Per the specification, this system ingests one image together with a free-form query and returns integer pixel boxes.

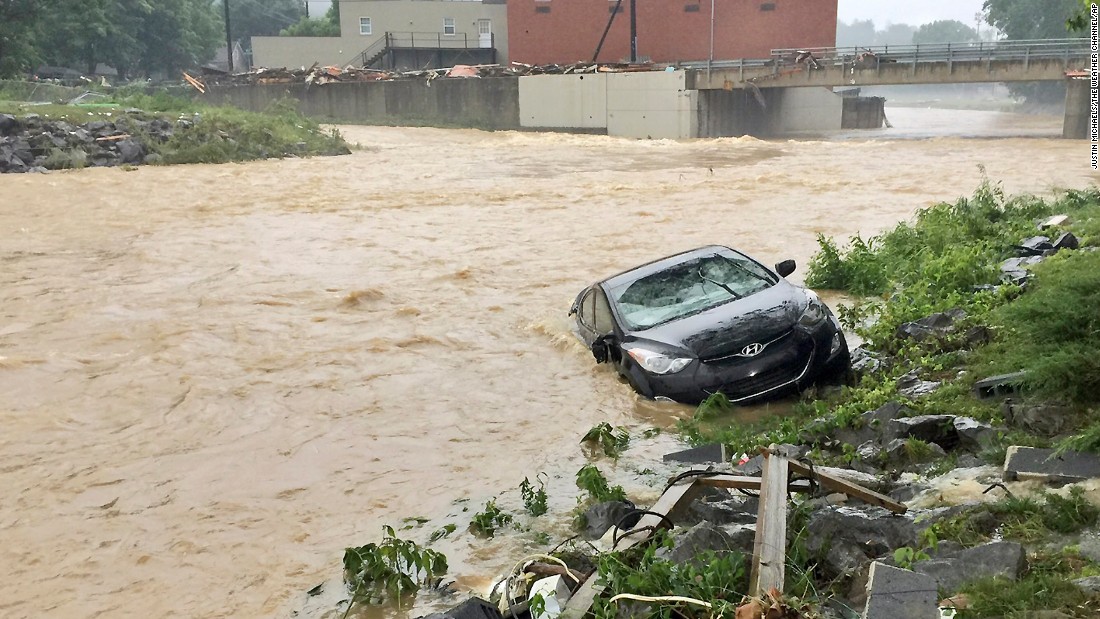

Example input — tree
[983,0,1081,106]
[0,0,52,77]
[983,0,1079,39]
[135,0,221,75]
[912,20,980,44]
[281,1,340,37]
[836,19,877,48]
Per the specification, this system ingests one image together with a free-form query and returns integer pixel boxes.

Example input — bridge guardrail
[769,38,1089,74]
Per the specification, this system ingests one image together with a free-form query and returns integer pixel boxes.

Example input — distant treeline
[0,0,340,80]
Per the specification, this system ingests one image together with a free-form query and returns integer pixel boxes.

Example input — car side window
[593,288,615,335]
[578,290,596,329]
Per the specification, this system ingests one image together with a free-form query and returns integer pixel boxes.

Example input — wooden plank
[784,458,906,514]
[610,478,702,553]
[749,452,788,596]
[561,478,701,619]
[559,579,604,619]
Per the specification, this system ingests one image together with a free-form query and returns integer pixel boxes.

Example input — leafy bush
[519,475,548,517]
[342,526,448,612]
[592,535,748,619]
[581,422,630,459]
[575,465,627,503]
[470,499,513,537]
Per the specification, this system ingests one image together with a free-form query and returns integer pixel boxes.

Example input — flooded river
[1,107,1097,618]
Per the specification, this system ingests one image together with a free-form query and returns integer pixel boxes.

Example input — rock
[1015,235,1055,256]
[685,495,758,526]
[1054,232,1079,250]
[1002,400,1072,436]
[115,138,146,164]
[895,309,966,342]
[418,597,503,619]
[883,438,946,464]
[1072,575,1100,595]
[717,523,756,553]
[807,506,918,574]
[851,347,883,376]
[886,414,957,448]
[861,562,939,619]
[655,521,736,565]
[144,153,163,165]
[896,371,942,399]
[735,454,765,477]
[953,417,995,451]
[1003,446,1100,483]
[0,114,18,136]
[912,541,1026,594]
[582,500,637,539]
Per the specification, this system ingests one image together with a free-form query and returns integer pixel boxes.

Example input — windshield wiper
[713,253,773,284]
[697,267,742,299]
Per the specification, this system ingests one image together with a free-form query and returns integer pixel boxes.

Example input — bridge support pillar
[1063,77,1090,139]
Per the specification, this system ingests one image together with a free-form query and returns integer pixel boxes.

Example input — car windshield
[609,251,777,330]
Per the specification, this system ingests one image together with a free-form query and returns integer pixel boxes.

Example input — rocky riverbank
[0,106,350,173]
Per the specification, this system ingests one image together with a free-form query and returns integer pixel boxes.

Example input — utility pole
[224,0,234,73]
[304,0,309,18]
[629,0,637,62]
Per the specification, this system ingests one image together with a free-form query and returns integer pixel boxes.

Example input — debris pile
[198,61,659,89]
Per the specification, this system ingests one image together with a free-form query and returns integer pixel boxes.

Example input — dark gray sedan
[570,245,849,404]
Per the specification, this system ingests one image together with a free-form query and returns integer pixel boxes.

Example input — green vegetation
[0,88,350,168]
[519,475,549,517]
[592,535,748,619]
[575,465,627,503]
[581,422,630,459]
[470,499,513,538]
[342,525,447,614]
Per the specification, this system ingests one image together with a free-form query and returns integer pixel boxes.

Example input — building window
[359,17,372,35]
[443,17,456,35]
[760,2,776,10]
[535,5,550,12]
[684,3,700,11]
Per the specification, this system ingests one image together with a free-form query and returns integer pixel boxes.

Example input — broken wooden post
[749,446,788,596]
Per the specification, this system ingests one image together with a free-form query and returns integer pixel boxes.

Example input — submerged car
[569,245,849,404]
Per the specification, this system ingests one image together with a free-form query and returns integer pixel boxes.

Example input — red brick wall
[507,0,837,65]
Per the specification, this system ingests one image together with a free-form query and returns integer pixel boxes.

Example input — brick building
[507,0,837,65]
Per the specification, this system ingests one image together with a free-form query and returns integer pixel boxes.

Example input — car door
[573,287,599,345]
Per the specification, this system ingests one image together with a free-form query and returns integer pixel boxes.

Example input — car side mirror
[590,335,616,364]
[775,259,796,278]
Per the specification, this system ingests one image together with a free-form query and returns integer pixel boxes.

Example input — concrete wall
[508,0,837,65]
[518,74,608,129]
[842,96,885,129]
[770,87,842,133]
[607,71,697,139]
[339,0,509,65]
[518,71,696,138]
[696,89,768,137]
[1064,77,1089,139]
[206,78,520,130]
[251,37,351,69]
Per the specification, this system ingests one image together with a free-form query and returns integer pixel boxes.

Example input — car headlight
[625,347,692,374]
[798,292,827,326]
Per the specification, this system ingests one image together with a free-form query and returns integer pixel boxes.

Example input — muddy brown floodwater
[1,108,1097,619]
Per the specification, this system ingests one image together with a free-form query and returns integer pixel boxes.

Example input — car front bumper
[623,318,847,405]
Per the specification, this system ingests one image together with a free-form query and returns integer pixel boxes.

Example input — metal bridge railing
[769,38,1089,73]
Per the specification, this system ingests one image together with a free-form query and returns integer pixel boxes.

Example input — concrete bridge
[683,38,1092,139]
[686,38,1089,90]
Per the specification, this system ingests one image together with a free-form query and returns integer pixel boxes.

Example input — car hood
[626,281,807,359]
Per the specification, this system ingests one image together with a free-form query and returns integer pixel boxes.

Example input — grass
[0,85,350,167]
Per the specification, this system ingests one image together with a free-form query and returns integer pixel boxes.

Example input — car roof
[600,245,739,290]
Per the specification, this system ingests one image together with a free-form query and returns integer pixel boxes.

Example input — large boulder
[895,309,966,342]
[807,506,918,578]
[885,414,958,448]
[0,114,18,137]
[582,500,637,539]
[655,521,738,565]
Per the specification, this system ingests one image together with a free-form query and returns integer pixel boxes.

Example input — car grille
[700,329,794,363]
[702,330,815,401]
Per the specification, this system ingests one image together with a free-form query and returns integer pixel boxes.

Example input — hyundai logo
[740,342,764,357]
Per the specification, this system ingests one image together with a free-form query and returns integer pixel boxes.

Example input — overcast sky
[838,0,988,28]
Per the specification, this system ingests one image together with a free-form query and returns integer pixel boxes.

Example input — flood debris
[202,61,659,88]
[663,443,728,464]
